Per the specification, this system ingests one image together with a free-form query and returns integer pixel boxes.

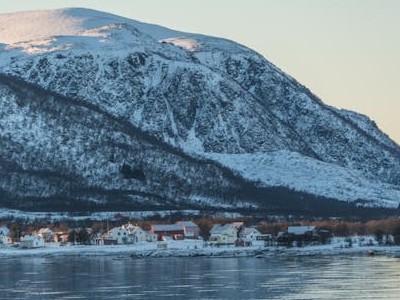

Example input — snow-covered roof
[152,224,184,232]
[176,221,198,227]
[109,226,127,233]
[38,228,53,234]
[122,223,142,230]
[288,226,316,235]
[21,234,43,241]
[210,224,237,235]
[240,227,260,236]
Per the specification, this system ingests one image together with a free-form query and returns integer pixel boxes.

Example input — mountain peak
[0,8,250,58]
[0,8,399,214]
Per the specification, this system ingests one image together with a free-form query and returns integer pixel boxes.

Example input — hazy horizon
[1,0,399,143]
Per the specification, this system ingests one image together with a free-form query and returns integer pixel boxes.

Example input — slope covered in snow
[206,151,400,208]
[0,8,399,213]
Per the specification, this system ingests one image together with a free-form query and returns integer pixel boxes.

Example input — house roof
[21,235,43,241]
[38,228,53,234]
[288,226,316,235]
[122,223,143,233]
[109,226,128,233]
[240,227,260,236]
[210,224,236,235]
[176,221,198,227]
[152,224,184,232]
[231,222,244,229]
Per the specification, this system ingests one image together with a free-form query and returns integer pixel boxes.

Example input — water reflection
[1,255,400,299]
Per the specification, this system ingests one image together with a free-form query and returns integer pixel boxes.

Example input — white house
[209,224,238,245]
[0,226,9,237]
[288,226,316,236]
[0,226,10,246]
[107,227,130,244]
[0,235,8,246]
[37,228,54,243]
[239,227,262,242]
[176,221,200,239]
[122,223,148,243]
[20,235,45,249]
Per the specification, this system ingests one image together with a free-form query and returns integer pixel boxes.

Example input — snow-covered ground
[0,209,244,222]
[1,237,399,259]
[205,151,400,208]
[0,209,200,221]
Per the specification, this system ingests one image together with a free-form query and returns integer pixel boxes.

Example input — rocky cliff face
[0,8,399,213]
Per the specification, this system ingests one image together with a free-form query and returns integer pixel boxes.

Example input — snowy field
[205,151,400,208]
[2,238,400,259]
[0,209,207,222]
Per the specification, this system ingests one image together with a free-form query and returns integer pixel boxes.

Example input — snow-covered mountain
[0,8,399,214]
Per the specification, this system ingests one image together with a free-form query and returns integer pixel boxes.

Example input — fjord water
[1,255,400,299]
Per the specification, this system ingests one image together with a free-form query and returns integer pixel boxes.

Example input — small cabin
[20,235,45,249]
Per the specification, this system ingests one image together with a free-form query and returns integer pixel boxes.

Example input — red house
[150,224,185,240]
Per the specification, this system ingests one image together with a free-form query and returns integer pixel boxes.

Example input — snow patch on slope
[0,10,82,44]
[206,151,400,208]
[0,8,251,60]
[159,37,200,51]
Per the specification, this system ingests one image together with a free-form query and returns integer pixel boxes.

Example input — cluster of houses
[0,222,336,249]
[94,221,202,245]
[0,221,204,249]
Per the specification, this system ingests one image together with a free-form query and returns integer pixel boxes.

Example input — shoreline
[2,242,400,259]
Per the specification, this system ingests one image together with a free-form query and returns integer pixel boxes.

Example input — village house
[239,227,262,244]
[0,234,8,246]
[150,224,185,241]
[37,228,54,243]
[93,233,106,246]
[54,231,69,244]
[0,226,9,237]
[176,221,200,239]
[0,226,10,246]
[278,225,318,247]
[231,222,244,231]
[257,233,274,246]
[20,235,45,249]
[122,223,148,243]
[107,226,131,244]
[209,224,238,246]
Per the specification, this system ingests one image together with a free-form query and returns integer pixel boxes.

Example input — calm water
[1,255,400,299]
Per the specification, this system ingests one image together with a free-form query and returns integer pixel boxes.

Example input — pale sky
[1,0,399,143]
